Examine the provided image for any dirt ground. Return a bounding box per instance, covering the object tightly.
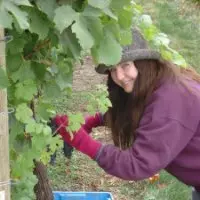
[72,56,114,143]
[72,56,107,92]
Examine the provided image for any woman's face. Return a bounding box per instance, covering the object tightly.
[110,61,138,93]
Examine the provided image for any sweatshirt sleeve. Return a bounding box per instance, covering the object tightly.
[96,115,196,180]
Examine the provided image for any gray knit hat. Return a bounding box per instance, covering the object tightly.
[96,27,160,74]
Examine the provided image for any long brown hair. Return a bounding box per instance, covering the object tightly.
[105,59,200,149]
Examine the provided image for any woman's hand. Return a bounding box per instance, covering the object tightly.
[82,112,104,133]
[52,114,102,160]
[49,112,103,136]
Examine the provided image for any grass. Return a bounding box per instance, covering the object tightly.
[136,0,200,71]
[48,148,191,200]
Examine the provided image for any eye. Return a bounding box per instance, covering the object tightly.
[122,63,131,69]
[110,67,116,72]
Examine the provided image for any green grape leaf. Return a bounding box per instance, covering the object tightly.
[7,37,27,54]
[86,104,96,115]
[82,5,102,17]
[141,25,157,41]
[118,9,133,29]
[47,64,59,76]
[95,31,122,65]
[40,151,51,165]
[42,125,52,136]
[48,33,59,46]
[60,29,81,60]
[139,14,153,28]
[110,0,131,10]
[86,84,111,114]
[72,15,94,50]
[35,123,44,134]
[85,17,103,44]
[153,33,170,46]
[104,21,121,40]
[11,61,36,82]
[9,116,24,145]
[43,81,61,99]
[88,0,111,9]
[11,0,32,7]
[28,8,50,40]
[68,112,84,132]
[4,1,29,29]
[36,0,57,19]
[31,62,46,81]
[47,135,63,153]
[0,9,13,28]
[171,51,187,67]
[45,135,63,155]
[54,5,78,33]
[25,121,37,133]
[0,67,9,89]
[55,60,73,90]
[15,79,37,101]
[35,101,54,121]
[15,103,33,124]
[55,73,72,90]
[103,8,117,20]
[7,54,23,73]
[31,134,48,151]
[11,173,37,199]
[25,121,44,135]
[160,47,173,60]
[120,29,132,45]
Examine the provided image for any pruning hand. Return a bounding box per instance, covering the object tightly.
[52,114,102,159]
[82,112,104,133]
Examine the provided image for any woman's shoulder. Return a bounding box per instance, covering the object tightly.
[144,79,200,131]
[152,79,200,103]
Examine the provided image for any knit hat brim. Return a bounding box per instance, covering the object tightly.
[95,49,160,74]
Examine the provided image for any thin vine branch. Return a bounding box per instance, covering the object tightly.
[25,39,51,59]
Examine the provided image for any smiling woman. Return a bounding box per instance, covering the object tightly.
[110,61,138,93]
[51,27,200,200]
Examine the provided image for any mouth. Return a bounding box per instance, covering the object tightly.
[122,80,131,86]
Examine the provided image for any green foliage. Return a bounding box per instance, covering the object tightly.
[136,0,200,69]
[86,84,112,115]
[67,112,85,133]
[0,0,133,198]
[0,0,189,199]
[54,5,78,33]
[132,2,187,67]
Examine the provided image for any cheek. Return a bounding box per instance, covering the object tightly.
[130,67,138,79]
[111,72,120,85]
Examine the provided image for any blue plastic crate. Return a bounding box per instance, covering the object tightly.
[53,191,113,200]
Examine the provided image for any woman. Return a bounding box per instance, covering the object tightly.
[52,28,200,199]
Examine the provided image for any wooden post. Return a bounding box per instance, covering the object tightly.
[0,28,10,200]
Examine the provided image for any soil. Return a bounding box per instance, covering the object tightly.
[72,56,107,92]
[72,56,113,144]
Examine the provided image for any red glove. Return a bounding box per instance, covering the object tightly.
[53,115,102,160]
[82,112,103,133]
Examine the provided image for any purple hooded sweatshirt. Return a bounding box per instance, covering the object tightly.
[96,80,200,191]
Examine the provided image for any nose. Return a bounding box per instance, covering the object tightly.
[115,67,124,81]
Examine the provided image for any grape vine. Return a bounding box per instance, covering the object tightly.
[0,0,186,199]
